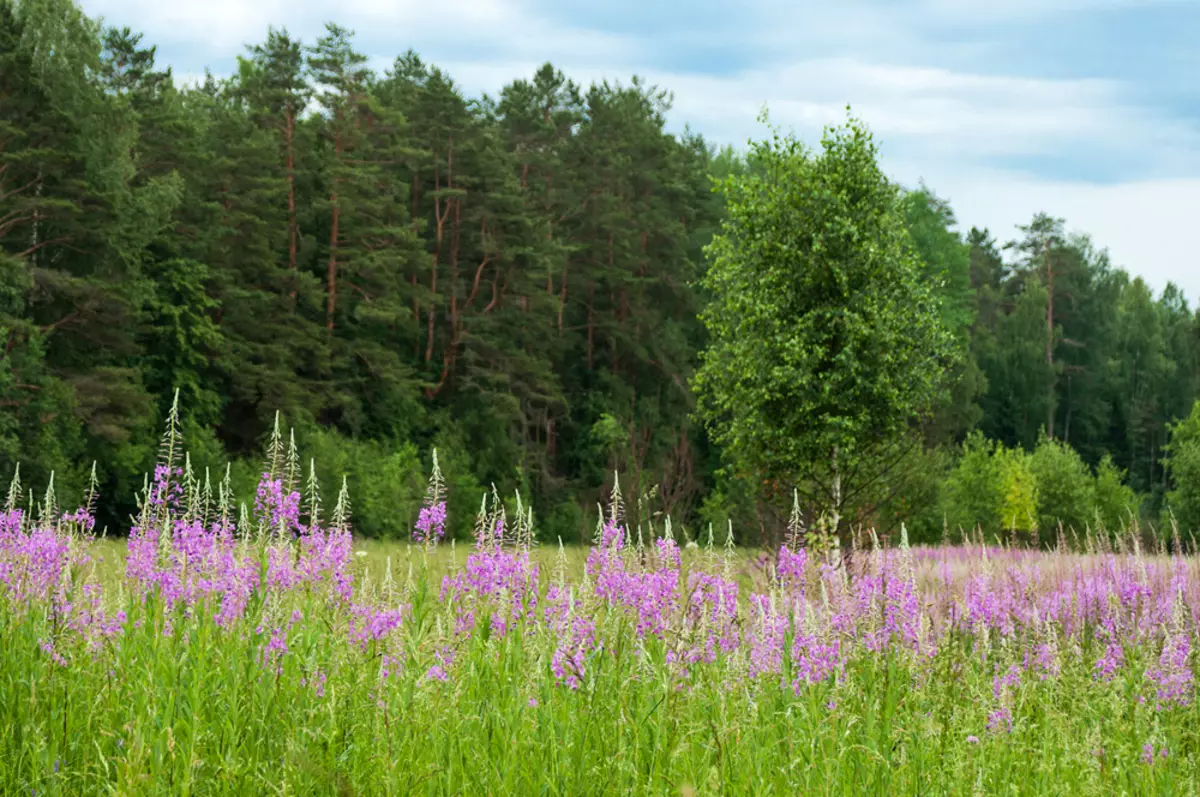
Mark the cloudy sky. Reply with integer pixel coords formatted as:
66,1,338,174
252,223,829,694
79,0,1200,301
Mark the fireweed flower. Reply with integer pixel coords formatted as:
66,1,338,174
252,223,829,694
551,615,597,689
791,633,843,689
380,653,404,682
681,570,739,664
1024,623,1061,682
1094,636,1125,682
993,664,1021,700
413,451,447,544
348,603,408,650
544,583,572,635
1146,630,1193,708
591,536,682,641
414,502,447,544
746,593,788,679
776,546,808,593
254,472,302,535
258,626,289,674
149,465,185,510
441,543,540,640
586,520,629,604
986,708,1012,734
303,669,327,698
1141,743,1156,765
424,645,455,683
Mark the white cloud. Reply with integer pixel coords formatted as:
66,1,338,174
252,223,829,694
171,71,216,88
677,66,1199,297
919,0,1188,21
339,0,511,27
84,0,634,65
442,55,1183,167
434,54,1200,300
86,0,286,48
639,62,1130,155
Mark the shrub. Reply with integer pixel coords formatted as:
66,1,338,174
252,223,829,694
939,432,1001,536
940,432,1038,537
940,432,1152,544
1093,454,1141,534
996,446,1038,534
1029,434,1095,535
696,466,759,546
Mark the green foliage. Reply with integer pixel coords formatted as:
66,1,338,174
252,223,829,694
589,413,628,474
877,444,954,544
902,185,975,342
424,425,488,541
901,187,984,445
941,432,1035,537
943,432,1153,541
1093,454,1140,533
0,6,726,536
539,497,585,546
2,0,1197,539
995,446,1038,533
977,277,1056,451
1164,401,1200,534
138,257,224,428
695,112,956,538
301,428,424,539
696,466,759,546
1028,434,1096,535
224,426,448,541
230,426,440,541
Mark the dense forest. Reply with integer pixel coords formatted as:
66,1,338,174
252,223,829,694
2,0,1198,542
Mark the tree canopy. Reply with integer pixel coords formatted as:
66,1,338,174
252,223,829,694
694,115,956,542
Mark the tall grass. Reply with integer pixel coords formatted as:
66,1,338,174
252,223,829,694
1,416,1198,794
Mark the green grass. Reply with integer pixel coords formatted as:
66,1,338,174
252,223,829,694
85,537,752,590
2,539,1197,795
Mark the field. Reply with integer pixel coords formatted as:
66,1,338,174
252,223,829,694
2,468,1199,795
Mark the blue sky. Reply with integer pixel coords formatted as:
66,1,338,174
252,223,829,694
80,0,1200,301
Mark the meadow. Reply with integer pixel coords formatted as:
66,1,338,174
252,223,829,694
2,449,1199,796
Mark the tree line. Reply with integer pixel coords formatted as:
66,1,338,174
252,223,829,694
2,0,1197,541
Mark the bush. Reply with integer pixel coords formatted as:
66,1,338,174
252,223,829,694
1093,455,1140,534
696,467,759,547
941,432,1147,545
996,446,1038,533
940,432,999,536
540,498,587,545
1029,435,1095,535
941,432,1037,538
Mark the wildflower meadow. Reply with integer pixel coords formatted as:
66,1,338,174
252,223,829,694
5,2,1198,793
2,410,1199,795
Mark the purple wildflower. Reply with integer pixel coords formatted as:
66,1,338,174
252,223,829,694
414,501,448,544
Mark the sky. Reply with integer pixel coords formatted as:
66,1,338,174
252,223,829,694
79,0,1200,301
